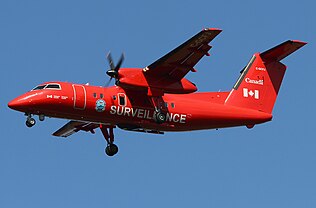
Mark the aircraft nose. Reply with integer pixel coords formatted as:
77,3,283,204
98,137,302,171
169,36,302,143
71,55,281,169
8,97,24,111
8,93,35,112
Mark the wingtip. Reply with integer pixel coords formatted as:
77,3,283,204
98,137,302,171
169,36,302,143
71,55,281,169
291,40,307,45
203,28,223,32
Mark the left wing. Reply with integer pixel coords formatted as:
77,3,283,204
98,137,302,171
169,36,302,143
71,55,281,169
144,28,222,80
52,121,100,138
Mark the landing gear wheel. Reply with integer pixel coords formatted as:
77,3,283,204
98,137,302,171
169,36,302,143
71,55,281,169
105,144,119,156
26,118,36,128
154,112,166,124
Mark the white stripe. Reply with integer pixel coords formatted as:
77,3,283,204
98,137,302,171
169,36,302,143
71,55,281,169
254,90,259,99
224,89,234,103
243,88,248,97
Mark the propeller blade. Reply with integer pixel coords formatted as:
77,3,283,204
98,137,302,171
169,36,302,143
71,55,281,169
114,53,125,72
105,77,113,87
105,52,125,86
106,52,115,70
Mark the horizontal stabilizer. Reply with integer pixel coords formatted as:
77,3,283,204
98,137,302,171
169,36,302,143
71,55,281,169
260,40,307,62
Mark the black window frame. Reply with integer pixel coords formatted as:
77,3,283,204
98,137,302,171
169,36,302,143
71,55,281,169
118,93,126,106
32,85,47,91
45,84,61,90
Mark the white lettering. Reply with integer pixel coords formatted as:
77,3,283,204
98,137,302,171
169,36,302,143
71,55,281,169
109,105,187,123
166,113,173,122
117,106,124,115
124,107,131,116
137,109,144,118
245,77,264,85
255,67,266,71
180,114,186,123
173,114,180,122
132,108,138,117
146,110,153,119
110,106,116,114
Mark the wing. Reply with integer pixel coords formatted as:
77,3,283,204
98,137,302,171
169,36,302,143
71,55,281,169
52,121,100,138
144,28,222,81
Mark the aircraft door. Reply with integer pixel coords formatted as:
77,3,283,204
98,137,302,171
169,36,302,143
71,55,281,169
72,84,86,110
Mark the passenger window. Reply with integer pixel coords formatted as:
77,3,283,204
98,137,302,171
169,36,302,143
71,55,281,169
100,93,104,99
112,95,116,100
164,102,168,108
171,103,175,108
118,94,126,106
93,93,97,98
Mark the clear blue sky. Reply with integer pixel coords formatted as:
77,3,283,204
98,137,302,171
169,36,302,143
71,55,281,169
1,0,315,207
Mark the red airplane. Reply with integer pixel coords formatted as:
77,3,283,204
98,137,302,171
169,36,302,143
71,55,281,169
8,28,306,156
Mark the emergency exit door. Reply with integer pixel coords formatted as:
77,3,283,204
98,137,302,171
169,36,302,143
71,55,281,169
72,84,86,110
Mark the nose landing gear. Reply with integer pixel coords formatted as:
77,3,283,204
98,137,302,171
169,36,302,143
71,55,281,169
25,113,45,127
25,114,36,128
100,125,119,156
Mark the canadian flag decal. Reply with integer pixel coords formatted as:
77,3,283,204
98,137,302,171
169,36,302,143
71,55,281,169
243,88,259,99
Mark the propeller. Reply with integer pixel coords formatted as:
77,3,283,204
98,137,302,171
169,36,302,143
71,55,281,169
105,52,124,86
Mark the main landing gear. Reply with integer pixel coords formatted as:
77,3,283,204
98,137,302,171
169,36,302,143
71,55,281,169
100,125,119,156
154,111,166,124
149,96,166,124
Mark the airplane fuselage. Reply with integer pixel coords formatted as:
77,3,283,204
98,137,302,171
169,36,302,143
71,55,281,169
9,81,272,132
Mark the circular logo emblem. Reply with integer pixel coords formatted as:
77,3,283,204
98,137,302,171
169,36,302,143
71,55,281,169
95,99,106,112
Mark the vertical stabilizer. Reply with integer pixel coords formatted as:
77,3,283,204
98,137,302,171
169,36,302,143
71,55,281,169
225,40,306,114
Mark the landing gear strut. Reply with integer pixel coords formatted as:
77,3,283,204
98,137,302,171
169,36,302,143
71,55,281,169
149,96,166,124
25,114,36,128
100,125,118,156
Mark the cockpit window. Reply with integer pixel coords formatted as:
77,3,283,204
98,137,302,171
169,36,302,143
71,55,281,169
45,84,61,90
32,85,46,90
31,83,61,91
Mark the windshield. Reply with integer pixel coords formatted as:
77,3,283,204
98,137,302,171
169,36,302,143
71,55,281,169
31,83,61,91
45,84,61,89
32,85,46,90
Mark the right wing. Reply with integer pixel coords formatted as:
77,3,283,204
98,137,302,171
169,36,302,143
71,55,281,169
52,121,100,138
144,28,222,80
117,28,221,95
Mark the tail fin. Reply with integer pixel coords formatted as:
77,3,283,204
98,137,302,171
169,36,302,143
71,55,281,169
225,40,306,114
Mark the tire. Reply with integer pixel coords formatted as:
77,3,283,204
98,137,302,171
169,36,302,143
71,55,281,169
26,118,36,128
105,144,119,156
154,112,166,124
